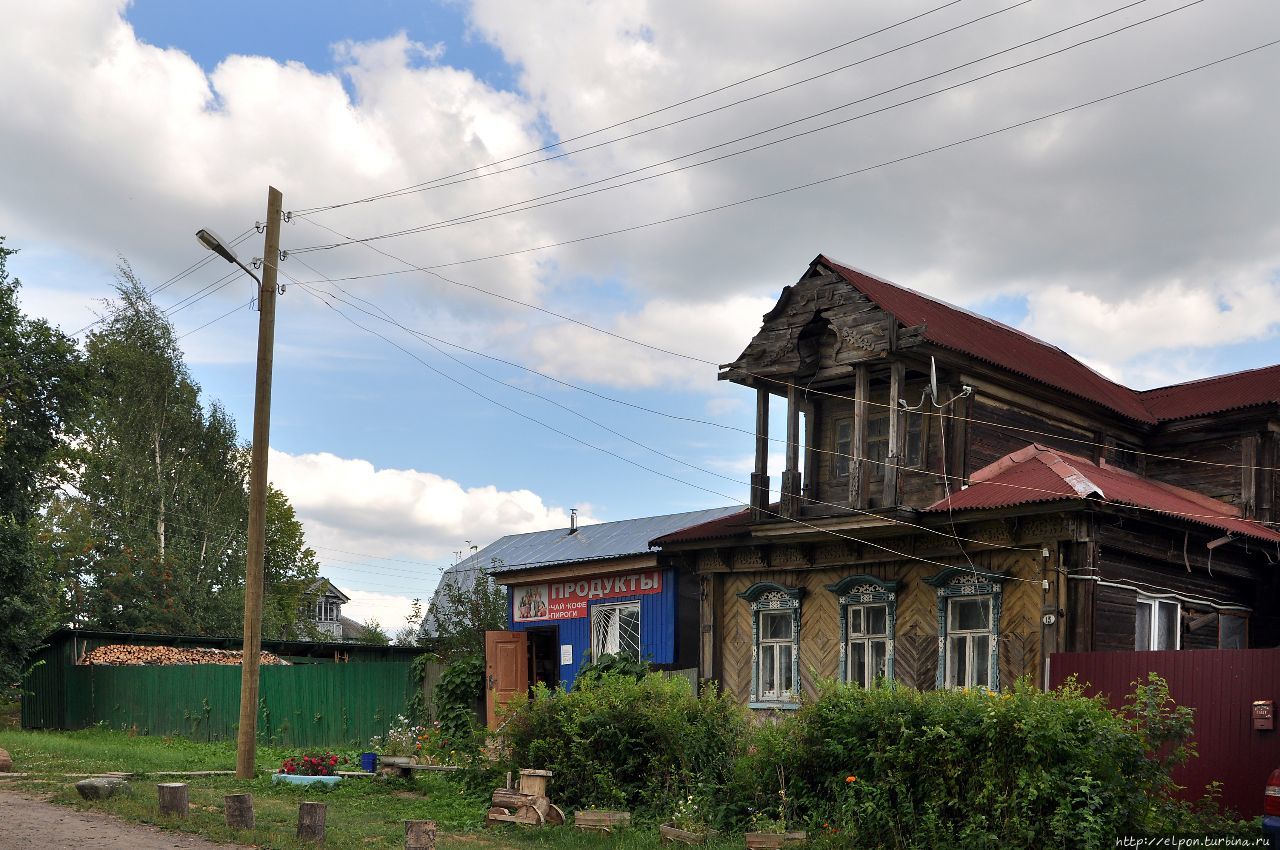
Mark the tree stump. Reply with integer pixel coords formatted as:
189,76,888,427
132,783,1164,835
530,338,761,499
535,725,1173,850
224,793,254,830
157,783,189,818
0,748,11,772
297,801,327,843
405,819,437,849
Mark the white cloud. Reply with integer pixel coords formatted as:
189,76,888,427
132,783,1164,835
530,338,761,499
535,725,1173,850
266,448,596,564
524,294,774,388
341,589,418,632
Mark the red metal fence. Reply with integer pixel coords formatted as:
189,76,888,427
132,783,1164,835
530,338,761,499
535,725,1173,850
1049,649,1280,818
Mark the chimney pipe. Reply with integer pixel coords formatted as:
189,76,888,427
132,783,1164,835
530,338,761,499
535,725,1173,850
569,508,578,534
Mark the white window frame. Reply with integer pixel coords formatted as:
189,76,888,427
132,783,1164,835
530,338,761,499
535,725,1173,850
590,601,641,661
946,596,994,690
1136,596,1180,651
738,582,804,709
926,568,1005,691
758,610,796,701
315,597,340,623
846,603,890,688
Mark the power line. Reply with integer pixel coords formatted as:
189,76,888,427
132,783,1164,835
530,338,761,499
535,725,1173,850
287,25,1271,274
289,0,979,216
292,0,1178,253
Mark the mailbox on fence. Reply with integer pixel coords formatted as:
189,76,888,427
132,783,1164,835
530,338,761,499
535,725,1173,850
1253,699,1274,731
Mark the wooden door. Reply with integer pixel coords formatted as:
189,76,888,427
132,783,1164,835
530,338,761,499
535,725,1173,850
485,630,528,730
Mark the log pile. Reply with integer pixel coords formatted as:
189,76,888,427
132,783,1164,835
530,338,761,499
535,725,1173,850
486,769,563,827
80,644,288,666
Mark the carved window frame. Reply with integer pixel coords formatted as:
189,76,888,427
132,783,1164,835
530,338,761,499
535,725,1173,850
737,582,804,709
825,575,899,686
924,567,1007,691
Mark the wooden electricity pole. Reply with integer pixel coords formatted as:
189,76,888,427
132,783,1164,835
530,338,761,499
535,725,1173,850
236,186,283,780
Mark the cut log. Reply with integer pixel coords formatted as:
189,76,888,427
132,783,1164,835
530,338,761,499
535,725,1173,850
297,801,327,843
157,783,189,818
0,748,10,772
491,789,539,809
224,793,254,830
80,644,287,666
405,819,437,849
545,804,566,826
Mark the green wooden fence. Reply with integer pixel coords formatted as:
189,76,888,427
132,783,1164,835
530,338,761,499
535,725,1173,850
56,662,415,747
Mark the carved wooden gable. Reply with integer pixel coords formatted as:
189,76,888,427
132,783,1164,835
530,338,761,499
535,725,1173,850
722,264,909,382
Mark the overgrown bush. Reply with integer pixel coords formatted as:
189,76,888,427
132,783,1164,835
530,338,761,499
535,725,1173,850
733,676,1252,849
504,671,747,817
574,651,651,682
433,654,484,745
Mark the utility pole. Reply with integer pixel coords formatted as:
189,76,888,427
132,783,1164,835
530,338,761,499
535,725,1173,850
236,186,283,780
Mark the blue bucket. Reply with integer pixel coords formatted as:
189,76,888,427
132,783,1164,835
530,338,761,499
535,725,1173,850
359,752,378,773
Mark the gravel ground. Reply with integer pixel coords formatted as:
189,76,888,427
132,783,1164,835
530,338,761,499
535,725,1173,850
0,789,241,849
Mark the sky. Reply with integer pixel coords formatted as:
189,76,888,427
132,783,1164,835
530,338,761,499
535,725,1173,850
2,0,1278,629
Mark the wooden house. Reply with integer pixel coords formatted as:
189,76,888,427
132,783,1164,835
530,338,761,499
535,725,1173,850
651,255,1280,709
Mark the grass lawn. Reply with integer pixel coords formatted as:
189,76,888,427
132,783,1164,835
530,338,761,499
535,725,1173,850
0,721,747,850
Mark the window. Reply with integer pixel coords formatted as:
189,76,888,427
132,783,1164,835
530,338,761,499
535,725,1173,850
591,602,641,660
925,568,1005,691
759,611,795,700
847,604,889,687
1220,613,1247,649
315,597,340,623
1135,597,1179,650
834,419,852,478
737,582,804,707
827,575,899,687
946,597,993,689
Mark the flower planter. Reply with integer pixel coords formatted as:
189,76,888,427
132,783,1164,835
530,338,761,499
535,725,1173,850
574,810,631,833
272,774,341,787
660,823,719,844
744,831,806,848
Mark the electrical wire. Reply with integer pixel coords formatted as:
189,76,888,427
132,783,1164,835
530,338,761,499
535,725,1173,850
290,0,979,216
292,0,1181,253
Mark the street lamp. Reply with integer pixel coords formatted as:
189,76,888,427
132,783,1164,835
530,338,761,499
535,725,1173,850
197,228,262,307
195,187,283,780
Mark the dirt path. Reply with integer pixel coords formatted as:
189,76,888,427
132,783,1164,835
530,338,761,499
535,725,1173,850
0,790,242,849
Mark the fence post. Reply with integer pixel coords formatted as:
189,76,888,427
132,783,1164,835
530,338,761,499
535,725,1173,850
298,801,327,843
157,783,188,817
225,793,254,829
405,819,437,849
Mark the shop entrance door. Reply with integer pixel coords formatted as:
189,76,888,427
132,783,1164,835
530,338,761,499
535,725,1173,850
484,630,528,730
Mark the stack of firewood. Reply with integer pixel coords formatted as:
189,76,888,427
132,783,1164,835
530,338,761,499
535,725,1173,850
80,645,288,666
486,769,564,827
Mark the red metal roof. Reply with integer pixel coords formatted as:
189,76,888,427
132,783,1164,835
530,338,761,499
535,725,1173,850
1139,364,1280,421
926,444,1280,543
820,256,1158,423
650,508,754,546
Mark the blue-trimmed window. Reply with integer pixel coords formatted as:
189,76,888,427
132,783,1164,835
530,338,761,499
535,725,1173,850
738,582,804,708
826,576,899,687
924,568,1006,691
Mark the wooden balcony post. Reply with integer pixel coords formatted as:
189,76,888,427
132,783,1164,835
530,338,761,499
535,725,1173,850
782,383,802,517
751,387,770,518
849,366,869,509
883,361,904,506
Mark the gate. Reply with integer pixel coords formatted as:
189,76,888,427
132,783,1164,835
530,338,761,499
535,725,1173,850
1049,649,1280,818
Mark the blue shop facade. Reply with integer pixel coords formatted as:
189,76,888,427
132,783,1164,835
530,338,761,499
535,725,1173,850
485,506,738,691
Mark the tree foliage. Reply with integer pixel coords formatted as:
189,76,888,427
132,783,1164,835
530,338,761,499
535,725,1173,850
37,264,317,638
0,239,87,681
425,566,506,661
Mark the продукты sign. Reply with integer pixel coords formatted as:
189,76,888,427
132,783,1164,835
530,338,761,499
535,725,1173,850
513,571,663,622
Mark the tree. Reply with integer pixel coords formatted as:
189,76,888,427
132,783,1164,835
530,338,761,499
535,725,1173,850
393,598,423,647
426,565,507,660
0,238,86,683
356,619,390,645
262,485,322,640
38,264,316,637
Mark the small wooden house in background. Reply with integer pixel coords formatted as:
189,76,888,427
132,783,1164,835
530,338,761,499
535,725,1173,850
651,255,1280,710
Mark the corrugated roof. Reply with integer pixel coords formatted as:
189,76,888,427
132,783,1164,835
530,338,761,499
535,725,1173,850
926,444,1280,543
420,506,740,637
650,507,755,546
1139,364,1280,420
820,256,1158,423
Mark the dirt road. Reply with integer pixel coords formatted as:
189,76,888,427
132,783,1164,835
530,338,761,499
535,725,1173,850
0,790,241,849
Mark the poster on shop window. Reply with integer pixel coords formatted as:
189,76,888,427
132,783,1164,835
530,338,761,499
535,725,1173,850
513,571,663,622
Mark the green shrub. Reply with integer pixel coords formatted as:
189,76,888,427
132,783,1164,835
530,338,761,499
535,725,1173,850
734,676,1249,848
433,654,483,746
504,671,747,819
